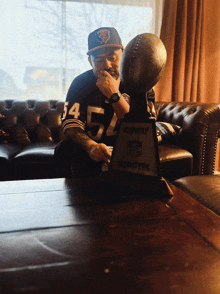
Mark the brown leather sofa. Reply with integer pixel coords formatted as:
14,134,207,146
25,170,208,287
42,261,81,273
0,99,219,181
155,101,220,180
173,175,220,216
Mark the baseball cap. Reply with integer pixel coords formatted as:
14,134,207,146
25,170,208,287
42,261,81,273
87,27,123,55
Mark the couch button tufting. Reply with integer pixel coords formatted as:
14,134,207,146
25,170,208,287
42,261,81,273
23,109,40,129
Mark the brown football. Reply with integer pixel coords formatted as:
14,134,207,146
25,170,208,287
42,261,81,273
119,33,167,94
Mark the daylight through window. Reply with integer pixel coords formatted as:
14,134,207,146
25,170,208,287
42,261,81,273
0,0,163,101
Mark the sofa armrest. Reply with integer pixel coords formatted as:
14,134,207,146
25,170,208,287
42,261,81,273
155,102,220,175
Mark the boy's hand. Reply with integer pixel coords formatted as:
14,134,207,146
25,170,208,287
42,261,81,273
96,70,120,99
89,143,111,164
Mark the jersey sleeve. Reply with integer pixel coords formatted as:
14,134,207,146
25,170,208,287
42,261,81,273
62,71,95,134
62,99,86,134
121,89,156,118
147,88,157,119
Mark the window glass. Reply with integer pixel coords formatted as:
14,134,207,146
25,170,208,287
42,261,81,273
0,0,156,101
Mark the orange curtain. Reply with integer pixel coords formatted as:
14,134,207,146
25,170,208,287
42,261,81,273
155,0,220,171
155,0,220,103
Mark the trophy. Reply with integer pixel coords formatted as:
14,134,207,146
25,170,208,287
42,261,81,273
102,33,173,197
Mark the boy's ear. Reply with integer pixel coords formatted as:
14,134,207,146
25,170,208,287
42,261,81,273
88,56,92,66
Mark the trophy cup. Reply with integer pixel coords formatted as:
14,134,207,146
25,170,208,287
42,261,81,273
101,33,173,197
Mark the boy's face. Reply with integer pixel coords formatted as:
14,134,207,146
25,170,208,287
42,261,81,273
89,47,123,80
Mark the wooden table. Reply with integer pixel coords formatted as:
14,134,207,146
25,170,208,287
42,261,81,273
1,177,220,293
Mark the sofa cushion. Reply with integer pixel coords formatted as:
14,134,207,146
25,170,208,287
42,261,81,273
10,143,72,180
158,144,193,180
0,143,22,160
11,143,69,166
0,143,23,180
173,175,220,216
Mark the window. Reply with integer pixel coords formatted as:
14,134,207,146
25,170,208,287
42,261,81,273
0,0,163,101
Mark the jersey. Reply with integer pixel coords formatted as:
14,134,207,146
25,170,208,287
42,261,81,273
62,69,156,147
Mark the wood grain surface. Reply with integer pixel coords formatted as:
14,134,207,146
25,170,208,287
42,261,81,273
0,177,220,294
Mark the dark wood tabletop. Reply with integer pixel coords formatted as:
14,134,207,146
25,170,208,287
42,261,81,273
1,176,220,294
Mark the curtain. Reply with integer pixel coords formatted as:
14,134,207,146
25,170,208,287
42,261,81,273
155,0,220,171
0,0,163,102
155,0,220,103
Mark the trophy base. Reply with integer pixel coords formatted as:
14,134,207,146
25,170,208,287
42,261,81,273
99,170,173,198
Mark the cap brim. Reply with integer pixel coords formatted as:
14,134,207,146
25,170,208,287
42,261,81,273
87,44,123,55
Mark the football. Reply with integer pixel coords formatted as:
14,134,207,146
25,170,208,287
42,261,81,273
119,33,167,94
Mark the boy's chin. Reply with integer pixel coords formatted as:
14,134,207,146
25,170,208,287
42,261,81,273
109,72,119,80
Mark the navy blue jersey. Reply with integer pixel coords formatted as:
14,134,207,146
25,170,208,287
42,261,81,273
62,70,123,146
62,69,156,147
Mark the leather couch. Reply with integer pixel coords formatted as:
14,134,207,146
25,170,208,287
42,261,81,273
155,101,220,180
0,99,219,181
173,175,220,216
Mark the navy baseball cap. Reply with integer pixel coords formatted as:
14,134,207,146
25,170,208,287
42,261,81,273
87,27,123,55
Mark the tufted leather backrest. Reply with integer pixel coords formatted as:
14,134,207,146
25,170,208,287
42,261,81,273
155,102,220,128
155,102,220,175
0,100,65,145
0,99,219,175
